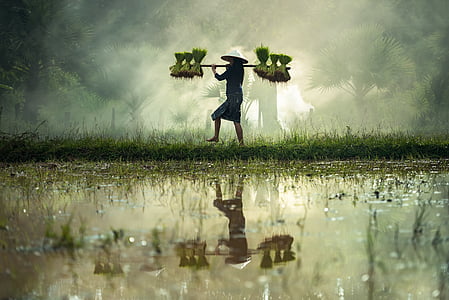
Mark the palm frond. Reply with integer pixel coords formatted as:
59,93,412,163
309,24,414,96
0,83,13,91
202,81,224,99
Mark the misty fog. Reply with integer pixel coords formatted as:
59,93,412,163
1,0,448,137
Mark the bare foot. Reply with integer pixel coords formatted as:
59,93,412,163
206,137,219,142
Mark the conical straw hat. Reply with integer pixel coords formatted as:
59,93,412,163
221,49,248,64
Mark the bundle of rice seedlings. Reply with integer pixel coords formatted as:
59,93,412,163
278,54,292,82
180,52,194,78
267,54,281,82
253,45,270,78
260,250,273,269
169,52,185,78
191,48,207,77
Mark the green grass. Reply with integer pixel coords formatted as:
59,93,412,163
1,131,448,162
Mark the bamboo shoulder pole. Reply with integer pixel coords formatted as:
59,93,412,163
201,64,257,67
201,64,291,70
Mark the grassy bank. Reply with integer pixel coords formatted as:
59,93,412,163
1,131,448,162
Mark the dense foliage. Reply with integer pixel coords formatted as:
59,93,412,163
0,0,448,133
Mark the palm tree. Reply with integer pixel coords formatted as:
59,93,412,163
125,92,152,129
250,75,279,131
0,0,94,123
310,24,414,114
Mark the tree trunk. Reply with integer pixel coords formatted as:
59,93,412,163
354,87,369,123
111,107,116,130
22,61,42,124
252,78,280,132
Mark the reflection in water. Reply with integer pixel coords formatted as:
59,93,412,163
174,177,296,271
258,235,295,269
213,177,252,269
175,240,209,269
365,206,377,300
1,162,449,299
94,252,123,275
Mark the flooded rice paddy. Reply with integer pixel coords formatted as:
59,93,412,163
1,160,449,300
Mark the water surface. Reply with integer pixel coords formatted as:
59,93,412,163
1,161,448,299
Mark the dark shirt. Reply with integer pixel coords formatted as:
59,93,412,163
215,63,244,95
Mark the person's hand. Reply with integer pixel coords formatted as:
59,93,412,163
211,64,216,74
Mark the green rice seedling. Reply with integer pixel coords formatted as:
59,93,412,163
283,249,295,262
191,48,207,77
278,54,292,82
196,254,209,269
179,256,189,267
45,215,85,252
169,52,185,78
180,52,194,78
267,54,280,82
253,45,270,79
274,249,283,264
195,241,209,269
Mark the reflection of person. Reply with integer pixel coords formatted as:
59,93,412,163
214,178,251,269
207,50,248,146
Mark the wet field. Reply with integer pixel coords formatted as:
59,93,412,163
1,160,448,299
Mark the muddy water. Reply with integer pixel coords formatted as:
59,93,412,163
0,161,448,299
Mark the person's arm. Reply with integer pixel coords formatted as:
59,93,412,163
212,64,232,81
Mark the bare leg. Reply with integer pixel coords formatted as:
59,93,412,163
207,118,221,142
235,177,244,199
215,183,222,200
234,122,244,146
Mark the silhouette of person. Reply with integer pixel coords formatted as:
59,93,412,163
207,50,248,145
213,178,251,269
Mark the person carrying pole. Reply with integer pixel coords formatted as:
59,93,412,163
207,50,248,146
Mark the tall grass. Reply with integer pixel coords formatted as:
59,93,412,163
1,128,448,162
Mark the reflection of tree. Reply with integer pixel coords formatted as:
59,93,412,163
254,177,280,223
365,206,378,300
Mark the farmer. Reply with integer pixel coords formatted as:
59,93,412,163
207,49,248,146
